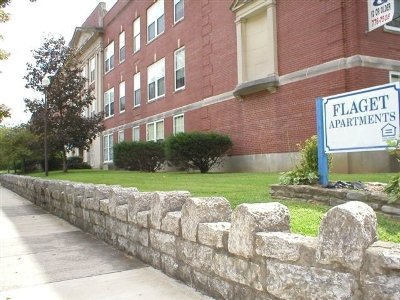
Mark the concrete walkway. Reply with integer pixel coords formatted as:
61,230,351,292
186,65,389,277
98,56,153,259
0,186,211,300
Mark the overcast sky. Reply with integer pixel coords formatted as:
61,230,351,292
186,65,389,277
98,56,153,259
0,0,117,126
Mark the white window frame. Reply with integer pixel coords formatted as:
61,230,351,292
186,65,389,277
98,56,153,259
174,0,184,24
174,47,185,91
82,64,88,80
133,72,141,107
147,58,165,101
384,0,400,33
173,114,184,135
147,0,165,43
146,119,164,141
89,56,96,83
132,126,140,141
133,17,141,53
105,42,115,73
118,130,125,143
390,71,400,82
104,87,115,118
103,133,113,162
119,81,126,113
119,31,126,63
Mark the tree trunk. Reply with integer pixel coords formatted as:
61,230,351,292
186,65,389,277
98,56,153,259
62,148,68,173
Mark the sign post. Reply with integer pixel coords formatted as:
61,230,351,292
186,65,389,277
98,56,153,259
316,97,329,187
316,82,400,186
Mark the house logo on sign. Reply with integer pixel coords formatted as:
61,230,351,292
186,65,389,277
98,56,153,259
381,123,396,139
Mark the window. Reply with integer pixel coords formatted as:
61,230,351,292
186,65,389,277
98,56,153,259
105,42,115,73
103,134,113,162
90,99,96,117
390,71,400,83
174,47,185,90
82,64,88,79
104,88,115,118
119,31,126,62
134,72,141,107
173,114,184,134
89,56,96,83
146,120,164,141
148,58,165,101
385,0,400,31
118,130,125,143
132,126,140,141
133,18,141,53
147,0,164,42
119,81,126,112
174,0,184,23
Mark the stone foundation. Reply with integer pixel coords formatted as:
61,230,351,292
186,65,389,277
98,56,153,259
270,184,400,217
1,174,399,300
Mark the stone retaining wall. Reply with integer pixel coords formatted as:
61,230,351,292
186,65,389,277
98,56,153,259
1,174,399,300
270,184,400,217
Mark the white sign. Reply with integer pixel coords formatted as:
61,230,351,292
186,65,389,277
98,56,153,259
368,0,395,31
322,82,400,153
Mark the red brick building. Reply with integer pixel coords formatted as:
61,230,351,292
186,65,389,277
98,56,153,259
73,0,400,172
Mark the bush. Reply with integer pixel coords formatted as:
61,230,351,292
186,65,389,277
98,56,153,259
385,137,400,203
67,156,91,169
113,141,165,172
165,132,233,173
279,135,332,185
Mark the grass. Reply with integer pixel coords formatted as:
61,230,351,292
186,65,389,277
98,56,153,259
29,169,400,243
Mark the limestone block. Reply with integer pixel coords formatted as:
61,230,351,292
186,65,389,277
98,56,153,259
89,211,105,227
316,201,377,272
105,216,115,232
381,205,400,216
109,187,137,217
208,277,234,300
361,274,400,300
128,224,149,247
86,198,100,211
177,239,214,272
149,229,176,257
115,204,128,222
137,210,151,228
346,191,367,201
115,220,128,237
362,241,400,275
117,235,129,251
161,211,182,236
192,270,209,292
198,222,230,249
228,202,290,258
266,261,358,299
99,199,109,214
213,252,262,291
181,197,231,242
150,191,190,229
127,192,154,223
136,244,161,269
94,184,119,201
255,232,316,263
161,254,179,277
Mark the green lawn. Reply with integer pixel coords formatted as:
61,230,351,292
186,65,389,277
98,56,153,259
29,170,399,243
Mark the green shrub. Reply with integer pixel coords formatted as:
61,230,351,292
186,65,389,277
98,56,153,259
113,141,165,172
165,132,233,173
67,156,91,169
279,135,332,185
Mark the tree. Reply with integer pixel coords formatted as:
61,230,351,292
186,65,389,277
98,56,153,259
0,104,10,123
24,36,104,172
0,125,41,173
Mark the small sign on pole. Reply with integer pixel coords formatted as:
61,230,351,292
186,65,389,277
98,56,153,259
367,0,395,32
316,82,400,186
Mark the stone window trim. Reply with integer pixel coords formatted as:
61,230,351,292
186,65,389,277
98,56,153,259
231,0,278,99
233,74,279,100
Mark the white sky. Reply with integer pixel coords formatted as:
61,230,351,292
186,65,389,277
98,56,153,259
0,0,117,126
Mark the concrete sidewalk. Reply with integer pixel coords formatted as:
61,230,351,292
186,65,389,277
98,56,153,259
0,186,211,300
